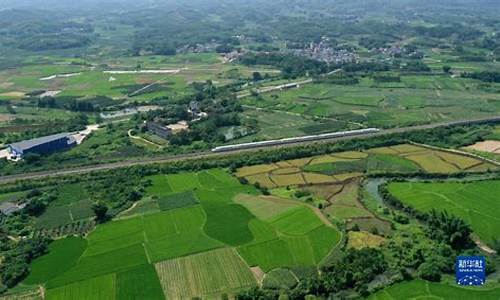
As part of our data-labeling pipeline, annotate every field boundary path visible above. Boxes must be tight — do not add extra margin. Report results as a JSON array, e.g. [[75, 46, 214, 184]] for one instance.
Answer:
[[0, 116, 499, 184], [472, 236, 497, 255], [127, 130, 164, 149]]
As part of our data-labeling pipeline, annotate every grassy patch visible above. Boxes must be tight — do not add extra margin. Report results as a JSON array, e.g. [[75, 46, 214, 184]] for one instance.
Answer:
[[35, 205, 73, 229], [53, 183, 88, 206]]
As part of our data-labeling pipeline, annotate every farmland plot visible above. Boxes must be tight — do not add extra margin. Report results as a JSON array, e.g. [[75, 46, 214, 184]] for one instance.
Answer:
[[155, 248, 256, 299], [46, 274, 116, 300], [24, 237, 87, 285], [388, 180, 500, 244], [26, 168, 341, 299]]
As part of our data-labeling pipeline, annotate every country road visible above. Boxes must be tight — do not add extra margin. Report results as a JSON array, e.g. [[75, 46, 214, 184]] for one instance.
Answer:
[[236, 69, 341, 99], [0, 115, 499, 184], [236, 78, 314, 99]]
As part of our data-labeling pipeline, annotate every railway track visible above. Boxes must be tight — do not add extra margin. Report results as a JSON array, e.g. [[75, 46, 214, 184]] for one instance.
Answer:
[[0, 115, 499, 184]]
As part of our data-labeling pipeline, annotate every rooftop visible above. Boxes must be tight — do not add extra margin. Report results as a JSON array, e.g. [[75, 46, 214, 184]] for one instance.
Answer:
[[9, 133, 72, 152]]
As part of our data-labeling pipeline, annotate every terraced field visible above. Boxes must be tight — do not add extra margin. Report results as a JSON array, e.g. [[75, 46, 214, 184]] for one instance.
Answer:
[[25, 169, 340, 299], [236, 144, 495, 189], [387, 179, 500, 245]]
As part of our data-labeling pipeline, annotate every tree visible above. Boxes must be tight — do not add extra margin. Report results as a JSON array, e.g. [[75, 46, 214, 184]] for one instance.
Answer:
[[236, 287, 276, 299], [92, 202, 109, 223], [417, 261, 441, 282], [127, 190, 143, 202], [426, 210, 473, 250], [215, 44, 234, 53], [443, 65, 452, 74], [252, 72, 263, 81], [23, 199, 47, 216]]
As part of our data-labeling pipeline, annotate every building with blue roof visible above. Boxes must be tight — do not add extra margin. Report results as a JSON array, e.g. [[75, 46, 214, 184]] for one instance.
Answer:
[[7, 133, 76, 160]]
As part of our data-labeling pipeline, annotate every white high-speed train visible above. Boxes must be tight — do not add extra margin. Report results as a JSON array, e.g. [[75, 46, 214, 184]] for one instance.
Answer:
[[211, 128, 380, 152]]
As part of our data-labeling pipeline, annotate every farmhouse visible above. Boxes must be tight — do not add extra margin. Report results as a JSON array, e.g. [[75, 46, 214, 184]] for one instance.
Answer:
[[7, 133, 76, 160], [167, 121, 190, 133], [146, 121, 172, 139]]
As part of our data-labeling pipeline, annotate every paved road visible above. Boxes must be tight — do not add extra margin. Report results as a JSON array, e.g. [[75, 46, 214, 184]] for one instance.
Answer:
[[0, 115, 498, 184]]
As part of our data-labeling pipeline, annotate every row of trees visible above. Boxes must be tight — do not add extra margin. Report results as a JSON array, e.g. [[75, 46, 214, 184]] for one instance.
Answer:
[[36, 96, 117, 112], [239, 52, 329, 79], [462, 71, 500, 83]]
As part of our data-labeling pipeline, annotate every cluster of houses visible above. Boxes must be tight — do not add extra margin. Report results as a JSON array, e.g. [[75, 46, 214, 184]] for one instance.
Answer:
[[221, 51, 244, 63], [176, 43, 219, 54], [374, 45, 423, 59], [145, 101, 207, 139], [0, 101, 207, 161], [290, 40, 359, 64]]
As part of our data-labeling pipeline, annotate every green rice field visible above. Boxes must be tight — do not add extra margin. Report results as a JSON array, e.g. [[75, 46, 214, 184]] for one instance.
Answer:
[[368, 279, 500, 300], [25, 169, 340, 299], [387, 179, 500, 245]]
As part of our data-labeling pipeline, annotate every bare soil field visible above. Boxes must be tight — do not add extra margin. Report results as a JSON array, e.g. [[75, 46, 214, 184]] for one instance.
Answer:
[[466, 140, 500, 154]]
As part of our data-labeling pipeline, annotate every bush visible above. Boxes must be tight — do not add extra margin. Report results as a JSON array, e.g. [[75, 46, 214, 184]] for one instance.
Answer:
[[417, 261, 442, 282], [92, 202, 109, 223]]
